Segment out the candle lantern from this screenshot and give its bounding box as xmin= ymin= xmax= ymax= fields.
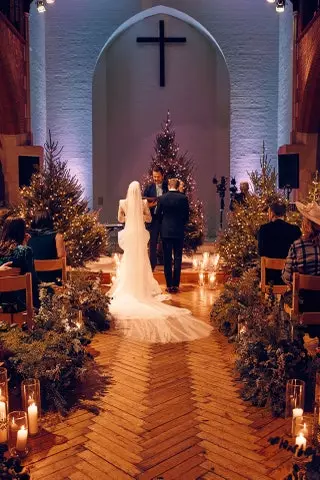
xmin=198 ymin=272 xmax=205 ymax=287
xmin=315 ymin=371 xmax=320 ymax=402
xmin=313 ymin=400 xmax=320 ymax=447
xmin=202 ymin=252 xmax=210 ymax=270
xmin=285 ymin=379 xmax=305 ymax=418
xmin=208 ymin=273 xmax=216 ymax=289
xmin=21 ymin=379 xmax=41 ymax=436
xmin=192 ymin=257 xmax=198 ymax=270
xmin=0 ymin=378 xmax=9 ymax=444
xmin=294 ymin=415 xmax=313 ymax=444
xmin=8 ymin=411 xmax=28 ymax=457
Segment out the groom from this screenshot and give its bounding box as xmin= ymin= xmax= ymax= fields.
xmin=143 ymin=166 xmax=168 ymax=271
xmin=157 ymin=178 xmax=189 ymax=293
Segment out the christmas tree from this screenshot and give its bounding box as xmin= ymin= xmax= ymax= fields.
xmin=218 ymin=142 xmax=284 ymax=275
xmin=307 ymin=170 xmax=320 ymax=204
xmin=142 ymin=111 xmax=204 ymax=252
xmin=17 ymin=132 xmax=107 ymax=267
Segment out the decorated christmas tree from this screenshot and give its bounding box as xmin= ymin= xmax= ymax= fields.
xmin=218 ymin=142 xmax=284 ymax=275
xmin=142 ymin=111 xmax=204 ymax=252
xmin=17 ymin=132 xmax=107 ymax=267
xmin=307 ymin=170 xmax=320 ymax=204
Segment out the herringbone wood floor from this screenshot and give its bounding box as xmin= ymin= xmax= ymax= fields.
xmin=26 ymin=285 xmax=292 ymax=480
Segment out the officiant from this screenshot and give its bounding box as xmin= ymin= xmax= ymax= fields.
xmin=143 ymin=166 xmax=168 ymax=271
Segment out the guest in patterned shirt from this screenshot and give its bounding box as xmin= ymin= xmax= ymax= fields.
xmin=282 ymin=201 xmax=320 ymax=313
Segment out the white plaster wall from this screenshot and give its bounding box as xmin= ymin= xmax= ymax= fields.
xmin=29 ymin=2 xmax=46 ymax=147
xmin=30 ymin=0 xmax=286 ymax=214
xmin=278 ymin=1 xmax=293 ymax=148
xmin=93 ymin=10 xmax=230 ymax=236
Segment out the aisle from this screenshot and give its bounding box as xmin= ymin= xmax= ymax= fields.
xmin=26 ymin=286 xmax=292 ymax=480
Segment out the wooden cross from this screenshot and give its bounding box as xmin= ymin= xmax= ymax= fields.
xmin=137 ymin=19 xmax=187 ymax=87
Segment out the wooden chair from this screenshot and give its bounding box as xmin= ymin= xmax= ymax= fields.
xmin=261 ymin=257 xmax=287 ymax=295
xmin=0 ymin=268 xmax=20 ymax=278
xmin=34 ymin=257 xmax=67 ymax=284
xmin=286 ymin=273 xmax=320 ymax=325
xmin=0 ymin=272 xmax=33 ymax=328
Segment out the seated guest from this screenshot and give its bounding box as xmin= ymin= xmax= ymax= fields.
xmin=28 ymin=211 xmax=66 ymax=284
xmin=0 ymin=217 xmax=39 ymax=311
xmin=258 ymin=202 xmax=301 ymax=284
xmin=282 ymin=202 xmax=320 ymax=314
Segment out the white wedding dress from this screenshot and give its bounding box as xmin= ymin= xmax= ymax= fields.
xmin=108 ymin=181 xmax=212 ymax=343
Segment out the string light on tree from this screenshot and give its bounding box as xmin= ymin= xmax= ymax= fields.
xmin=17 ymin=131 xmax=107 ymax=267
xmin=142 ymin=111 xmax=204 ymax=252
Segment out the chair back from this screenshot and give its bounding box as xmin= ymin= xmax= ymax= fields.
xmin=0 ymin=273 xmax=33 ymax=328
xmin=0 ymin=268 xmax=20 ymax=277
xmin=292 ymin=273 xmax=320 ymax=319
xmin=261 ymin=256 xmax=287 ymax=294
xmin=34 ymin=257 xmax=67 ymax=284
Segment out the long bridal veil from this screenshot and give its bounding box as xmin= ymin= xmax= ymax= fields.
xmin=109 ymin=181 xmax=212 ymax=343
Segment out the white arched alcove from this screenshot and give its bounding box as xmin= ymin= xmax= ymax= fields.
xmin=93 ymin=5 xmax=230 ymax=238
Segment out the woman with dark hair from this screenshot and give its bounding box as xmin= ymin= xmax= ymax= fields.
xmin=0 ymin=216 xmax=39 ymax=311
xmin=28 ymin=211 xmax=66 ymax=284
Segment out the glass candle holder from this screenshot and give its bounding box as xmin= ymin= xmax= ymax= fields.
xmin=198 ymin=272 xmax=205 ymax=287
xmin=21 ymin=379 xmax=41 ymax=436
xmin=285 ymin=379 xmax=305 ymax=418
xmin=313 ymin=400 xmax=320 ymax=447
xmin=315 ymin=371 xmax=320 ymax=403
xmin=202 ymin=252 xmax=210 ymax=270
xmin=208 ymin=273 xmax=216 ymax=290
xmin=0 ymin=379 xmax=9 ymax=444
xmin=8 ymin=411 xmax=28 ymax=457
xmin=294 ymin=415 xmax=313 ymax=444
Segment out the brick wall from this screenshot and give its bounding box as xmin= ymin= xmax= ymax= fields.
xmin=296 ymin=11 xmax=320 ymax=133
xmin=30 ymin=0 xmax=281 ymax=205
xmin=0 ymin=12 xmax=27 ymax=135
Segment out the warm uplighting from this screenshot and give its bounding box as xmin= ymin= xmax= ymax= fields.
xmin=36 ymin=1 xmax=46 ymax=12
xmin=276 ymin=0 xmax=285 ymax=13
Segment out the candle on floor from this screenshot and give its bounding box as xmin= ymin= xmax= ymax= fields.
xmin=292 ymin=407 xmax=303 ymax=435
xmin=209 ymin=273 xmax=216 ymax=288
xmin=202 ymin=252 xmax=210 ymax=269
xmin=16 ymin=426 xmax=28 ymax=452
xmin=27 ymin=403 xmax=38 ymax=435
xmin=198 ymin=272 xmax=205 ymax=286
xmin=0 ymin=403 xmax=7 ymax=443
xmin=295 ymin=432 xmax=306 ymax=451
xmin=111 ymin=275 xmax=116 ymax=284
xmin=0 ymin=423 xmax=7 ymax=443
xmin=11 ymin=418 xmax=18 ymax=432
xmin=192 ymin=257 xmax=198 ymax=269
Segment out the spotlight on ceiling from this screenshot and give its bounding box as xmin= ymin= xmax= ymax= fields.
xmin=36 ymin=0 xmax=46 ymax=13
xmin=266 ymin=0 xmax=276 ymax=4
xmin=46 ymin=0 xmax=56 ymax=4
xmin=276 ymin=0 xmax=285 ymax=12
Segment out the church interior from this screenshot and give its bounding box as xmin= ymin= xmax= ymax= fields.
xmin=1 ymin=0 xmax=320 ymax=478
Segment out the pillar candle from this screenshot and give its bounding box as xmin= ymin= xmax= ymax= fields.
xmin=295 ymin=433 xmax=306 ymax=452
xmin=16 ymin=426 xmax=28 ymax=451
xmin=27 ymin=403 xmax=38 ymax=435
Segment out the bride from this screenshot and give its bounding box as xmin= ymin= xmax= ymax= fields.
xmin=108 ymin=181 xmax=212 ymax=343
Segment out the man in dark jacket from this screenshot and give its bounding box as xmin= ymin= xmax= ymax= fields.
xmin=258 ymin=202 xmax=301 ymax=284
xmin=157 ymin=178 xmax=189 ymax=293
xmin=143 ymin=166 xmax=168 ymax=271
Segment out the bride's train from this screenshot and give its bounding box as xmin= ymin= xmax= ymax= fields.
xmin=109 ymin=292 xmax=212 ymax=344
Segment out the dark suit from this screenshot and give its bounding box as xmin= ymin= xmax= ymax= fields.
xmin=157 ymin=191 xmax=189 ymax=288
xmin=258 ymin=219 xmax=301 ymax=284
xmin=143 ymin=181 xmax=168 ymax=270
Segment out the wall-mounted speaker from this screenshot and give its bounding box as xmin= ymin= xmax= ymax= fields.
xmin=278 ymin=153 xmax=299 ymax=189
xmin=18 ymin=156 xmax=40 ymax=188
